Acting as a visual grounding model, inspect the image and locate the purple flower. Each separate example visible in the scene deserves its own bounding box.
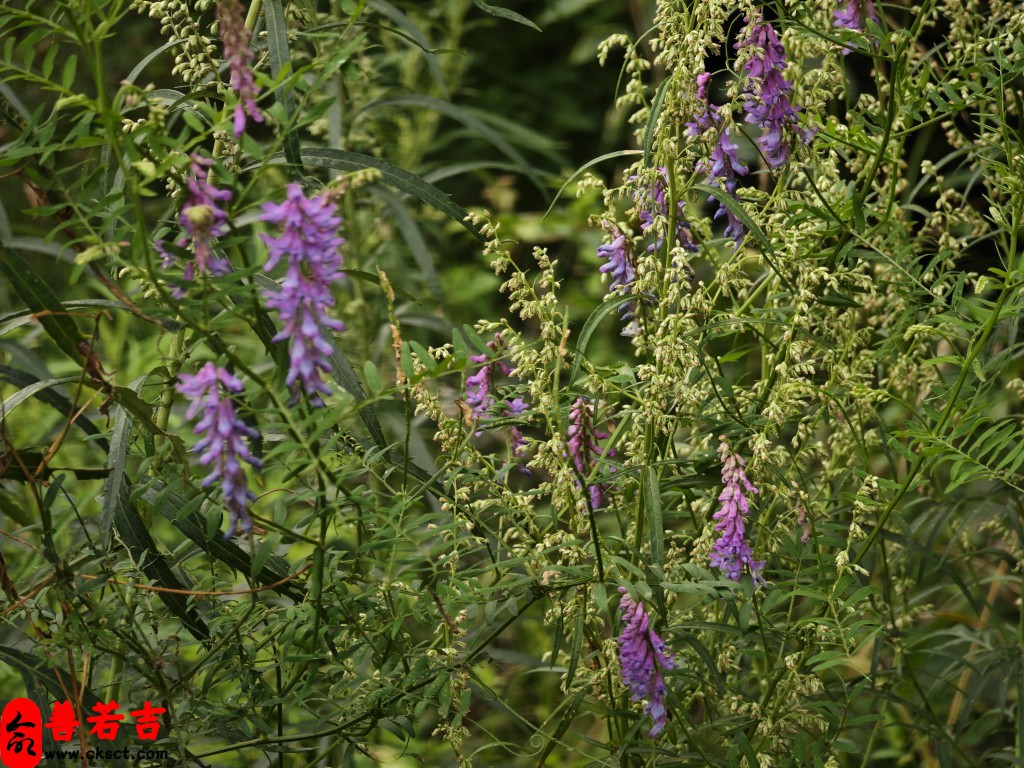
[217,0,263,137]
[177,363,263,537]
[617,588,676,737]
[464,335,513,429]
[567,397,613,508]
[157,155,232,289]
[634,167,697,254]
[736,12,806,168]
[502,397,531,477]
[709,437,765,585]
[688,73,749,245]
[834,0,879,32]
[597,231,636,318]
[707,129,748,244]
[687,71,718,135]
[261,183,346,406]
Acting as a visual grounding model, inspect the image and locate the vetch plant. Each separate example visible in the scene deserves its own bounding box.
[1,0,1023,765]
[736,10,808,168]
[261,183,347,406]
[215,0,263,136]
[176,363,262,536]
[709,437,765,585]
[617,588,676,737]
[566,396,614,509]
[156,154,232,288]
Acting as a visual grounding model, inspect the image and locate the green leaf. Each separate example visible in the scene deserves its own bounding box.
[368,0,449,98]
[328,344,389,449]
[694,184,774,257]
[100,375,147,549]
[472,0,541,30]
[567,294,633,386]
[373,186,444,303]
[264,0,302,172]
[643,78,670,167]
[61,54,76,91]
[815,290,861,308]
[643,466,665,573]
[544,149,642,220]
[294,148,485,241]
[535,691,586,766]
[113,385,188,464]
[0,375,78,415]
[0,245,86,362]
[564,603,585,692]
[111,484,211,643]
[362,359,382,392]
[363,95,548,196]
[0,365,106,448]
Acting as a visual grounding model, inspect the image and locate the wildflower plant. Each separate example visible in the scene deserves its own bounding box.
[260,182,346,406]
[2,0,1024,766]
[176,363,262,536]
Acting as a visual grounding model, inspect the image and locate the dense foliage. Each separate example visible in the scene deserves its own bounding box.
[1,0,1023,766]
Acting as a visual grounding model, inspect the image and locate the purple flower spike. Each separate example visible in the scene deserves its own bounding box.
[261,183,346,406]
[464,334,513,430]
[617,588,676,737]
[567,397,613,508]
[708,128,748,244]
[217,0,263,137]
[834,0,879,32]
[737,12,807,168]
[502,397,531,477]
[177,363,263,537]
[597,231,637,318]
[157,155,232,290]
[687,71,718,135]
[709,437,765,585]
[688,73,749,246]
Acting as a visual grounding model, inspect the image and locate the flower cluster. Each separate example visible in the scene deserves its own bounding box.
[689,72,749,245]
[503,397,531,477]
[177,363,262,537]
[157,154,232,288]
[635,167,697,254]
[709,437,765,585]
[737,12,805,168]
[465,336,514,427]
[834,0,879,33]
[464,336,531,474]
[597,230,636,318]
[567,397,613,508]
[216,0,263,137]
[617,588,675,737]
[261,183,346,406]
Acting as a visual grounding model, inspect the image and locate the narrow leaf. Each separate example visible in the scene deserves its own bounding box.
[264,0,303,171]
[373,186,445,303]
[112,485,212,643]
[364,95,548,195]
[567,295,633,386]
[368,0,449,97]
[0,246,85,363]
[643,466,665,571]
[294,148,484,241]
[472,0,541,30]
[100,375,147,549]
